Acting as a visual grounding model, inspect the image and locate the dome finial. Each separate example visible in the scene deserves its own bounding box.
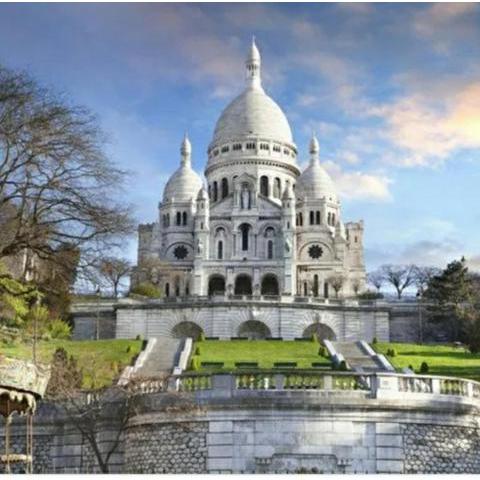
[180,133,192,166]
[309,132,320,164]
[246,36,262,90]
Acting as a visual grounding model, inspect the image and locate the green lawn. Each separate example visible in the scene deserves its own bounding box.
[1,339,143,388]
[373,342,480,382]
[189,339,331,372]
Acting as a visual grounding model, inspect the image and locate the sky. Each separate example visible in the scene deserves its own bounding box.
[0,2,479,274]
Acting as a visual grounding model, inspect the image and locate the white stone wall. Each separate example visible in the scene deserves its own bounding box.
[114,302,389,341]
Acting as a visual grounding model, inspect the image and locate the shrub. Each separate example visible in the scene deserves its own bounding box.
[386,348,396,358]
[372,337,378,345]
[130,282,162,298]
[199,331,206,342]
[46,319,72,340]
[312,333,318,343]
[420,361,429,374]
[190,356,200,371]
[338,360,348,371]
[135,334,143,341]
[126,345,131,353]
[194,346,201,355]
[318,346,326,357]
[357,291,384,300]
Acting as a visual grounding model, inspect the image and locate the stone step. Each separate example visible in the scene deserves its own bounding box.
[134,336,183,378]
[332,341,387,372]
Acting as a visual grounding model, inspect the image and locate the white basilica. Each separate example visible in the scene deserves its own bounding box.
[135,40,366,299]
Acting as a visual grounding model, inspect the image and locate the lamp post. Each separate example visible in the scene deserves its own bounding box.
[416,290,423,343]
[95,286,101,340]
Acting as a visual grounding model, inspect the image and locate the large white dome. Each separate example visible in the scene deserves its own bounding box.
[211,88,293,146]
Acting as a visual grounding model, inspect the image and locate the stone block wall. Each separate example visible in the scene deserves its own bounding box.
[124,422,208,473]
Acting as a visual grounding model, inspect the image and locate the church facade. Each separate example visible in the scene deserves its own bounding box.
[134,40,366,301]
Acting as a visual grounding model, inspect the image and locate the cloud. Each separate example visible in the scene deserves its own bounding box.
[323,161,392,201]
[371,82,480,166]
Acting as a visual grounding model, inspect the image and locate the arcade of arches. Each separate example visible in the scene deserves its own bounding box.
[172,321,204,340]
[234,275,252,295]
[237,320,271,339]
[208,275,225,295]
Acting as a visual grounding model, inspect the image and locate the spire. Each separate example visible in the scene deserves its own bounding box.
[180,133,192,166]
[309,132,320,165]
[245,36,262,90]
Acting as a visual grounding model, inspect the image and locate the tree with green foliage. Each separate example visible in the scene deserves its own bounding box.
[424,257,473,342]
[129,282,162,298]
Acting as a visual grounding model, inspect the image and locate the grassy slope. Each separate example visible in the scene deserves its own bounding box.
[1,339,143,388]
[374,342,480,382]
[190,339,330,371]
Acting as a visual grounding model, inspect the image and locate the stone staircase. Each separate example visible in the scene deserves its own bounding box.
[332,341,387,372]
[133,336,183,378]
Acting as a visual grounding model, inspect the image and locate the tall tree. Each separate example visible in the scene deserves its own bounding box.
[367,270,384,293]
[413,266,442,296]
[424,258,473,342]
[0,65,134,283]
[380,264,415,299]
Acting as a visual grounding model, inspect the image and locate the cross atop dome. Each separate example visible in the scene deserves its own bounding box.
[245,36,262,90]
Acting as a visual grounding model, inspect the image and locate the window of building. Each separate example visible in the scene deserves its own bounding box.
[260,143,269,151]
[185,283,190,296]
[221,145,229,153]
[165,283,170,297]
[299,212,303,226]
[213,181,218,202]
[308,245,323,259]
[273,177,281,198]
[182,212,187,226]
[176,212,182,226]
[310,211,314,225]
[213,149,219,157]
[332,213,336,226]
[273,144,281,152]
[313,274,319,297]
[260,176,269,196]
[327,212,331,226]
[283,148,289,155]
[166,214,170,227]
[267,240,273,259]
[217,240,223,260]
[174,245,188,260]
[246,142,255,150]
[221,178,228,198]
[233,143,242,151]
[240,224,250,251]
[316,211,321,225]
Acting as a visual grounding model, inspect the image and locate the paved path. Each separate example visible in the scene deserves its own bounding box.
[332,341,387,372]
[134,336,183,378]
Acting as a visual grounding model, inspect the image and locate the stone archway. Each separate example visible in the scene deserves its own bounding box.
[208,275,226,295]
[171,321,204,340]
[302,323,337,341]
[237,320,271,339]
[261,274,279,295]
[235,275,252,295]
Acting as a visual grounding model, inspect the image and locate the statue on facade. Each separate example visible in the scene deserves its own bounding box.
[197,239,203,255]
[284,238,291,253]
[241,185,251,209]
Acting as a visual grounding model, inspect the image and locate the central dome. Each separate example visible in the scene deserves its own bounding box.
[209,39,294,151]
[211,88,293,146]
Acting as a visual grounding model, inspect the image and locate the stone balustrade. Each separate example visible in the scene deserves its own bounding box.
[131,371,480,407]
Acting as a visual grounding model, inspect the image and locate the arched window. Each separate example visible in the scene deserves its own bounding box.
[303,282,308,296]
[185,282,190,296]
[166,214,170,227]
[217,240,223,260]
[165,283,170,297]
[324,282,329,298]
[213,181,218,202]
[267,240,273,259]
[316,211,321,225]
[240,223,250,251]
[299,212,303,226]
[327,212,332,226]
[175,279,180,297]
[182,212,187,226]
[313,275,319,297]
[176,212,182,226]
[273,177,281,198]
[260,176,269,196]
[332,213,336,226]
[310,211,314,225]
[221,178,228,198]
[208,185,211,199]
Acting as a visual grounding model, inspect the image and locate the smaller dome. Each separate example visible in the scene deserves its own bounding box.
[297,135,337,202]
[163,136,203,202]
[197,187,208,201]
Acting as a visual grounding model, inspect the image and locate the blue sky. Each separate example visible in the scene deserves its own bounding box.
[0,2,479,272]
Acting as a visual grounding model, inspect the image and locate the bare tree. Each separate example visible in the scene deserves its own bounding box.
[351,278,361,296]
[97,257,132,297]
[380,264,415,299]
[0,66,135,282]
[412,265,441,296]
[367,270,384,293]
[328,274,345,299]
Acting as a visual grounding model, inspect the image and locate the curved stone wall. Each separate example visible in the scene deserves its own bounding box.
[124,374,480,474]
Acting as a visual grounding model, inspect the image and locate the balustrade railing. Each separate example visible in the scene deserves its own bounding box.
[176,374,212,392]
[440,378,469,396]
[398,376,433,394]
